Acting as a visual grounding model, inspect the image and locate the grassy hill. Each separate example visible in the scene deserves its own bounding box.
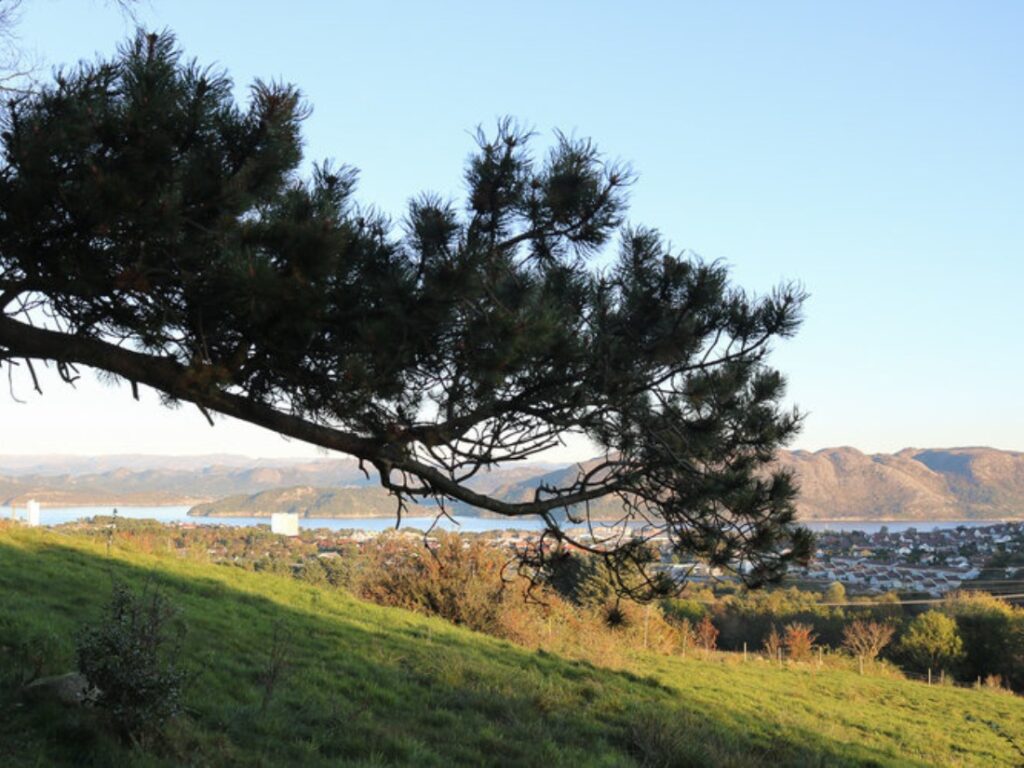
[1,525,1022,767]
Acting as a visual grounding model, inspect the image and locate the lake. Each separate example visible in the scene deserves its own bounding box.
[0,505,1007,535]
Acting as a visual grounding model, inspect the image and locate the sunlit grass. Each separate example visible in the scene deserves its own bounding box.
[1,525,1021,767]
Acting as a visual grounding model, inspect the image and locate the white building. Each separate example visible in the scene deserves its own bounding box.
[26,499,40,527]
[270,512,300,537]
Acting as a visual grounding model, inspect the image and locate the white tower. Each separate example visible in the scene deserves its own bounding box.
[26,499,40,527]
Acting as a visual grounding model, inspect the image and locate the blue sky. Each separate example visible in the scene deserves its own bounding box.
[2,0,1022,459]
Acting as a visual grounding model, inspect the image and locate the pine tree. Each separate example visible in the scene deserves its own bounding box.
[0,32,812,597]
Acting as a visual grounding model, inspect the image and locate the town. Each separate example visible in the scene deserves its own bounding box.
[792,523,1024,596]
[575,521,1024,597]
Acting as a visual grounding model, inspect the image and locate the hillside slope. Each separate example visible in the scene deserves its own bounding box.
[1,526,1022,767]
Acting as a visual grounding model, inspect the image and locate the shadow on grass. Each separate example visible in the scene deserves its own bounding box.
[0,531,932,767]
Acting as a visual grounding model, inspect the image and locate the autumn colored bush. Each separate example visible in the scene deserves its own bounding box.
[784,622,816,662]
[695,615,718,653]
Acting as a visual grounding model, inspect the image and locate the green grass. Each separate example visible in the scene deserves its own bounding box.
[1,526,1022,767]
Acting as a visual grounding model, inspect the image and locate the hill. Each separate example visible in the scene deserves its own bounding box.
[188,485,409,518]
[777,447,1024,520]
[1,524,1022,766]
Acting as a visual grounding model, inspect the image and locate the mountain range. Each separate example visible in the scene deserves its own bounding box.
[0,457,373,507]
[1,447,1023,521]
[492,447,1024,520]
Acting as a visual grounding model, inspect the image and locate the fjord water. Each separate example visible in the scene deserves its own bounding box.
[0,505,550,532]
[0,505,1006,534]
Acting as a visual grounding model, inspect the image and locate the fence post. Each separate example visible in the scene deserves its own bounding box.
[817,646,823,669]
[778,647,783,668]
[743,642,747,662]
[940,670,945,685]
[976,676,981,690]
[858,655,864,675]
[928,668,932,686]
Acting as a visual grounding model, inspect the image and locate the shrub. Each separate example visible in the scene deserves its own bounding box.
[359,532,508,633]
[983,674,1006,691]
[610,601,680,654]
[841,620,895,662]
[763,625,783,660]
[695,615,718,653]
[675,618,696,658]
[76,582,188,743]
[320,544,362,589]
[783,622,816,662]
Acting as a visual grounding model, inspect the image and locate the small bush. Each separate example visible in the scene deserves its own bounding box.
[695,615,718,653]
[841,620,895,662]
[76,582,188,743]
[783,622,816,662]
[675,617,696,658]
[763,625,783,661]
[983,674,1005,691]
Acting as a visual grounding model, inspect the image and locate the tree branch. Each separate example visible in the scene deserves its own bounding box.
[0,315,627,517]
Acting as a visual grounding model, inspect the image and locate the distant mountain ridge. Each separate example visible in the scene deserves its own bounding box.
[776,446,1024,520]
[0,459,374,507]
[2,448,1023,521]
[489,447,1024,521]
[0,456,562,511]
[0,454,347,477]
